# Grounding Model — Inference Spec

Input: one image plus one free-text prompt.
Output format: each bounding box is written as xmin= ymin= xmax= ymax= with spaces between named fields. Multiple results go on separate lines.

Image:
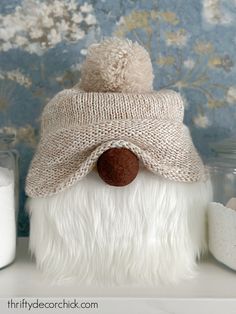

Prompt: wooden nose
xmin=97 ymin=148 xmax=139 ymax=186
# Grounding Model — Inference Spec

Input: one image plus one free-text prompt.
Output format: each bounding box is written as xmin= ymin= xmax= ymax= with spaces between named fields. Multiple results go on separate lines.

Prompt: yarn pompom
xmin=78 ymin=38 xmax=154 ymax=93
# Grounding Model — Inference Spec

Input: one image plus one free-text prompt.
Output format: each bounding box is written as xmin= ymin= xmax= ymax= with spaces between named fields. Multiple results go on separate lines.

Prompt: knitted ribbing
xmin=26 ymin=88 xmax=206 ymax=197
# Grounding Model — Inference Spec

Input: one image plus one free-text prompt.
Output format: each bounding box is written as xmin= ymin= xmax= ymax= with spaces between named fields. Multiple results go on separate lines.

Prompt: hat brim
xmin=26 ymin=119 xmax=206 ymax=198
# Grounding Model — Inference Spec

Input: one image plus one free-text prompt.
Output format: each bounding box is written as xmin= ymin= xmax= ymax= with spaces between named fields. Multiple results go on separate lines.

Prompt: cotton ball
xmin=226 ymin=198 xmax=236 ymax=210
xmin=78 ymin=38 xmax=154 ymax=93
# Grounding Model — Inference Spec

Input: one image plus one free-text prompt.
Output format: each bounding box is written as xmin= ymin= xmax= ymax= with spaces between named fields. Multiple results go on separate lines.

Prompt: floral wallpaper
xmin=0 ymin=0 xmax=236 ymax=236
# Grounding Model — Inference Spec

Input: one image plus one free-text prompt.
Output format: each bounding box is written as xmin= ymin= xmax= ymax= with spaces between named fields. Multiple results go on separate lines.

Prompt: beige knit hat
xmin=26 ymin=38 xmax=206 ymax=198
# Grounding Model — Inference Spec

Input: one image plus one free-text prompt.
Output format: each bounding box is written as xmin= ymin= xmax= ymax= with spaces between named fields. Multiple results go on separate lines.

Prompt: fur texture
xmin=27 ymin=169 xmax=212 ymax=285
xmin=78 ymin=38 xmax=154 ymax=93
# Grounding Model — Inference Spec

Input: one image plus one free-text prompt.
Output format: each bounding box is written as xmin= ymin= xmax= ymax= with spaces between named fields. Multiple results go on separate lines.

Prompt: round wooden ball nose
xmin=97 ymin=148 xmax=139 ymax=186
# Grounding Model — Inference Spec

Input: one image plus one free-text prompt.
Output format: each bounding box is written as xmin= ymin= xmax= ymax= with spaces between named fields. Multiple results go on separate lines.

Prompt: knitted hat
xmin=26 ymin=38 xmax=206 ymax=198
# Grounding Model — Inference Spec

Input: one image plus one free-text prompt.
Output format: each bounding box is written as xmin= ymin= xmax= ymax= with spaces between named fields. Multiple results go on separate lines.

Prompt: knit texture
xmin=26 ymin=88 xmax=206 ymax=198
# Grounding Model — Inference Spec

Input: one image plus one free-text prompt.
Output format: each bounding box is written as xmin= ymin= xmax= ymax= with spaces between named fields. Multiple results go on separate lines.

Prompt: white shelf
xmin=0 ymin=238 xmax=236 ymax=313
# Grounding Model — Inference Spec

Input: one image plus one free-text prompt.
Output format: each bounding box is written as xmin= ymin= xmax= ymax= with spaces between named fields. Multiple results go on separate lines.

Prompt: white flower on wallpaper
xmin=226 ymin=86 xmax=236 ymax=105
xmin=203 ymin=0 xmax=236 ymax=25
xmin=0 ymin=125 xmax=37 ymax=148
xmin=70 ymin=63 xmax=82 ymax=71
xmin=80 ymin=3 xmax=93 ymax=13
xmin=165 ymin=29 xmax=188 ymax=47
xmin=0 ymin=69 xmax=32 ymax=88
xmin=0 ymin=0 xmax=97 ymax=55
xmin=183 ymin=59 xmax=195 ymax=70
xmin=80 ymin=49 xmax=87 ymax=55
xmin=193 ymin=113 xmax=210 ymax=128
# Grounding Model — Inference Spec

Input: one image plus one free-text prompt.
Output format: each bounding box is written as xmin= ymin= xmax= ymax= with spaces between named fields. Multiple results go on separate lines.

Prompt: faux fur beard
xmin=27 ymin=169 xmax=212 ymax=285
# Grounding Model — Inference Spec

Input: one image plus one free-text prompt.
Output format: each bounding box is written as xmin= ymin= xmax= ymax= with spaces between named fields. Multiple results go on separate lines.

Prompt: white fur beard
xmin=27 ymin=170 xmax=212 ymax=285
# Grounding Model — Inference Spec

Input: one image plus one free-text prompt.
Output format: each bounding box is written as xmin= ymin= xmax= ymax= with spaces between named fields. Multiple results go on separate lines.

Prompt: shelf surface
xmin=0 ymin=237 xmax=235 ymax=298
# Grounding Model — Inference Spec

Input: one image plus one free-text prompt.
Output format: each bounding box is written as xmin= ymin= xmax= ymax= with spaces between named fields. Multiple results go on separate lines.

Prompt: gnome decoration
xmin=26 ymin=38 xmax=212 ymax=285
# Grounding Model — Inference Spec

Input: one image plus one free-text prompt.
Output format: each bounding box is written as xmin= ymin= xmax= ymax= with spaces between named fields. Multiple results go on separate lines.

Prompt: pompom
xmin=78 ymin=38 xmax=154 ymax=93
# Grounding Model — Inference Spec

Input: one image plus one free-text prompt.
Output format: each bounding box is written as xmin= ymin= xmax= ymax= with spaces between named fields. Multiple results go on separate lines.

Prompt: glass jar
xmin=208 ymin=138 xmax=236 ymax=206
xmin=0 ymin=133 xmax=19 ymax=269
xmin=208 ymin=138 xmax=236 ymax=271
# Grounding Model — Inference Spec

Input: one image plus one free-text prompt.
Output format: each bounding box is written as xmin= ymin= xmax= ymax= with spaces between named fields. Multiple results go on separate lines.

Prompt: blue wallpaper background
xmin=0 ymin=0 xmax=235 ymax=236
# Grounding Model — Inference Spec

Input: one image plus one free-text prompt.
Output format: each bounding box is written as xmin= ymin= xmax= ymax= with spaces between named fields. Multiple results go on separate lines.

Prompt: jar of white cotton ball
xmin=0 ymin=133 xmax=19 ymax=269
xmin=208 ymin=138 xmax=236 ymax=271
xmin=208 ymin=138 xmax=236 ymax=205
